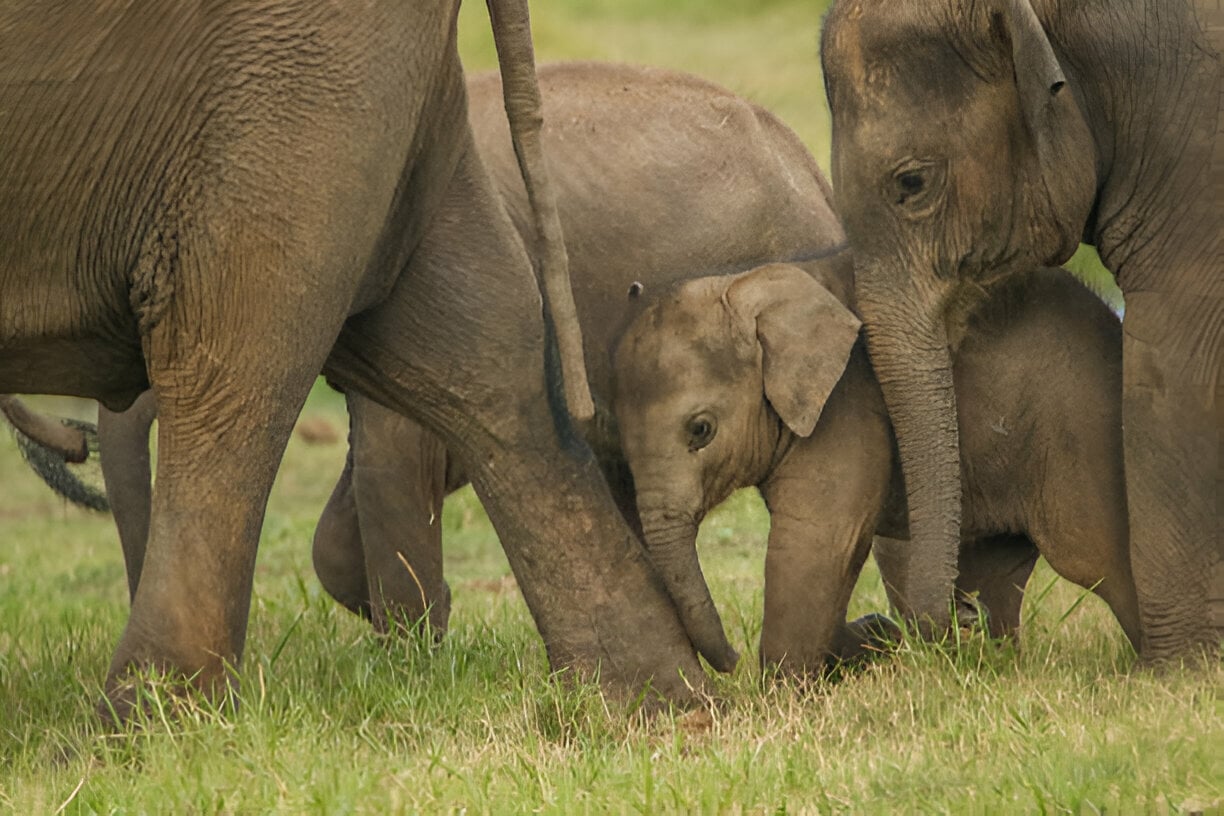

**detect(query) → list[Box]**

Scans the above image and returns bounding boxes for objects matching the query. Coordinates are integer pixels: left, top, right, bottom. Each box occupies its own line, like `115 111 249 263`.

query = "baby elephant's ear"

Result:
725 263 862 437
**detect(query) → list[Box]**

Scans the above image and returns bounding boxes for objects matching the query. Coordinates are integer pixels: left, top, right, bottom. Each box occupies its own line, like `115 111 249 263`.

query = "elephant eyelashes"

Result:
888 158 945 217
685 413 717 452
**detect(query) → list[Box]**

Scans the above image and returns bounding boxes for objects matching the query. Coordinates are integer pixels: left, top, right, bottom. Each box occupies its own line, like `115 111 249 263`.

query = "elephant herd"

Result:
0 0 1219 723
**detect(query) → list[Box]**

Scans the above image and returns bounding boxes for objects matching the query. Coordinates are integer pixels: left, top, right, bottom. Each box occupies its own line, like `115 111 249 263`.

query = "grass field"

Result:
1 1 1216 812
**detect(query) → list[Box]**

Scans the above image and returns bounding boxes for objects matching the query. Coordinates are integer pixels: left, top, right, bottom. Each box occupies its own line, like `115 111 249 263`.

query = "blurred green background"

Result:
459 0 1122 310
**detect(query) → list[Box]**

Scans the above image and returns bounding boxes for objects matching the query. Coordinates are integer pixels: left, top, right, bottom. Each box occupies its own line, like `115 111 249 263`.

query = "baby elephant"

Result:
613 256 1140 675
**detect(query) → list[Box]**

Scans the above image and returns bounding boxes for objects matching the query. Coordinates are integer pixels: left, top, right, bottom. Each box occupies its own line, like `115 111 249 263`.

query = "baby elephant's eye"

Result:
685 413 717 452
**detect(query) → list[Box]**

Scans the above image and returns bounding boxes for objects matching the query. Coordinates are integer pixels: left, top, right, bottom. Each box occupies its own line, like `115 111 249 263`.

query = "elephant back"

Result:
465 61 845 405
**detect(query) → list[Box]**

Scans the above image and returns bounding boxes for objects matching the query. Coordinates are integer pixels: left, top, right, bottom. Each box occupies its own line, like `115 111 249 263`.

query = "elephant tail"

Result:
486 0 595 429
8 418 111 513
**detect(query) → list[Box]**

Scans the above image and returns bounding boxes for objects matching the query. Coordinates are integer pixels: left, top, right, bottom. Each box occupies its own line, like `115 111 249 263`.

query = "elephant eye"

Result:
685 413 717 452
896 171 924 200
888 158 945 217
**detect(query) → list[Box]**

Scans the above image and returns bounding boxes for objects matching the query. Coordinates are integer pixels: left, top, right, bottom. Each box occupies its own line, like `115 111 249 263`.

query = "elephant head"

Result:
612 263 861 672
819 0 1098 626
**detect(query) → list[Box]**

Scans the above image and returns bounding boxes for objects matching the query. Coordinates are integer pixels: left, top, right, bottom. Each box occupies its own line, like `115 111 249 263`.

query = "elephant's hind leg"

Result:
1035 516 1141 653
105 220 358 721
313 442 374 620
955 535 1039 640
348 391 452 638
1121 289 1221 663
98 390 158 603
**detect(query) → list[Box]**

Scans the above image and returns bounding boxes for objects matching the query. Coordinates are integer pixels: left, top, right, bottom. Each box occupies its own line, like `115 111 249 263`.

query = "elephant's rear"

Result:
0 1 466 404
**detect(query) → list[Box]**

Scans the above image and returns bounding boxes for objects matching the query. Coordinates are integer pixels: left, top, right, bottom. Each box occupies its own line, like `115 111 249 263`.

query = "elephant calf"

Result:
613 256 1141 675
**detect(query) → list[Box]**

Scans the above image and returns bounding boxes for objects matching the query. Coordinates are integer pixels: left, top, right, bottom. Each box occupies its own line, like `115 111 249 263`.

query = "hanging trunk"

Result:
639 509 739 673
858 298 962 634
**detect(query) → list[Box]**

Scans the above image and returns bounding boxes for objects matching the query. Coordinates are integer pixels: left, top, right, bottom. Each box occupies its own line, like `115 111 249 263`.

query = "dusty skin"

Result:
0 4 705 720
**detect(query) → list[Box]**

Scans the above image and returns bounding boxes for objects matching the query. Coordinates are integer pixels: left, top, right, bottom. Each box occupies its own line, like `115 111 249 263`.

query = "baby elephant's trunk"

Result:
639 509 739 674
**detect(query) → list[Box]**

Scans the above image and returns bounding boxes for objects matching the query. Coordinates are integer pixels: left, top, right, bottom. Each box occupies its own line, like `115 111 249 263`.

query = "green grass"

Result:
0 2 1212 812
2 399 1220 812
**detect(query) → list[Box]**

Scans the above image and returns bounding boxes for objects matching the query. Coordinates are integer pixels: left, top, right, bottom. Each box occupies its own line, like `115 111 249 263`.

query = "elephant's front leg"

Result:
761 510 881 676
326 139 706 703
759 368 893 676
348 391 452 637
1120 290 1222 663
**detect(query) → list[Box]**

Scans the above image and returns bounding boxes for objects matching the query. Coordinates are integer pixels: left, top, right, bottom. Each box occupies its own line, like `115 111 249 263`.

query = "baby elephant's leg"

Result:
349 392 452 638
313 443 372 619
956 535 1039 639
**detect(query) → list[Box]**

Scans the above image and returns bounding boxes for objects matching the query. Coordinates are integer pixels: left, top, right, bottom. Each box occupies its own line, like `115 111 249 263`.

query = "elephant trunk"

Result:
858 290 961 633
640 508 739 673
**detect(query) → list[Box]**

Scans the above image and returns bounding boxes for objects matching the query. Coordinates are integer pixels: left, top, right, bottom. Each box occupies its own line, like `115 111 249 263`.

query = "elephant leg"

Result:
348 391 451 637
98 389 158 603
326 138 705 703
954 535 1039 640
759 364 893 677
1035 515 1142 653
761 519 879 677
1120 291 1221 663
104 191 368 719
312 441 373 619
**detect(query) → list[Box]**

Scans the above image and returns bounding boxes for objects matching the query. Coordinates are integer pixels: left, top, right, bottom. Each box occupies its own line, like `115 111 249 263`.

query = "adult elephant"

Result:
0 2 704 720
820 0 1221 660
51 62 849 672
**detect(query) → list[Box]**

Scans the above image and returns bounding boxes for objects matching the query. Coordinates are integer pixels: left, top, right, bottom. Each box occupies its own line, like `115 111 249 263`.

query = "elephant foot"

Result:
954 592 990 637
370 580 452 644
826 613 903 672
1134 639 1222 673
759 614 902 688
541 631 710 713
99 659 239 727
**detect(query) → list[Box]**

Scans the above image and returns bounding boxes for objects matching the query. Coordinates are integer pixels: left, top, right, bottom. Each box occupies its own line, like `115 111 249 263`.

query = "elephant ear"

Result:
1002 0 1067 144
724 264 861 438
996 0 1095 262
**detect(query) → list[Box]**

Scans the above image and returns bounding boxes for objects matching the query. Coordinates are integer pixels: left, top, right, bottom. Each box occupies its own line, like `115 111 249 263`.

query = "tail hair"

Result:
10 418 111 513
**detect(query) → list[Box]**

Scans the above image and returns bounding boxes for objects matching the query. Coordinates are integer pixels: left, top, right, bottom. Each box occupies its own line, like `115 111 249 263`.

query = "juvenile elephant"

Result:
612 255 1141 674
820 0 1221 660
0 3 707 718
76 62 851 672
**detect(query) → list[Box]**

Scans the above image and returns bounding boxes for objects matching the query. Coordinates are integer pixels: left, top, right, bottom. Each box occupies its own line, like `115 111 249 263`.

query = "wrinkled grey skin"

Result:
0 5 708 720
821 0 1221 660
87 62 851 672
614 256 1142 674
